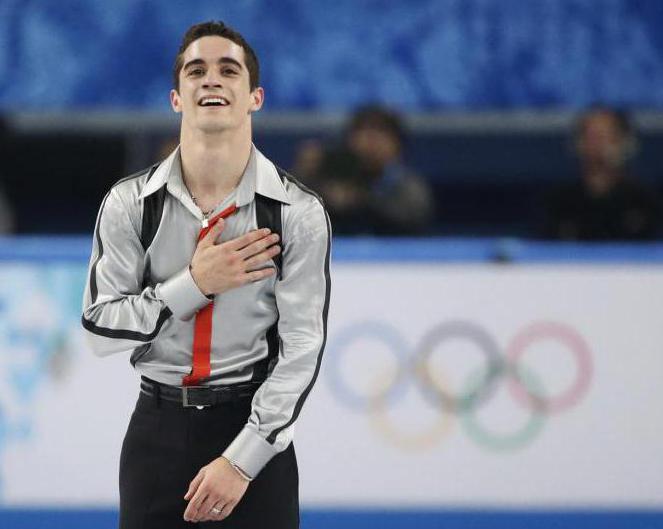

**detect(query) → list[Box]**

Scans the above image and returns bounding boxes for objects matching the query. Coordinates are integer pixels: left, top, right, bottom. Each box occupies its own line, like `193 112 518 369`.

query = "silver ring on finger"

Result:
211 506 223 515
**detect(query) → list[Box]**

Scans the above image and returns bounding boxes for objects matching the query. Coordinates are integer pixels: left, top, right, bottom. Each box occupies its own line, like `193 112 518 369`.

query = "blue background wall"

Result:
2 0 663 111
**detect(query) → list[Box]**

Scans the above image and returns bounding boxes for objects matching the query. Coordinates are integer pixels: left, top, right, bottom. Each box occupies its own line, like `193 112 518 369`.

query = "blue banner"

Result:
1 0 662 111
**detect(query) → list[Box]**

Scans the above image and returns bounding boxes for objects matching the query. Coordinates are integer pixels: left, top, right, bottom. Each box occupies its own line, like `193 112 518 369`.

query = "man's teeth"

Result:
200 97 229 106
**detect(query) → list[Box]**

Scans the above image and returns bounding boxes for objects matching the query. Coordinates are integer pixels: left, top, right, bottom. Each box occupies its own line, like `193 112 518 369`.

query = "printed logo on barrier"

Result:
0 265 83 498
326 320 593 452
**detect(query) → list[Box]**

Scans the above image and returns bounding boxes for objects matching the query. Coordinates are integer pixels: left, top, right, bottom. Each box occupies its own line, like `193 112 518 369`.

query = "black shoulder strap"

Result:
254 167 286 280
140 164 165 251
251 167 289 383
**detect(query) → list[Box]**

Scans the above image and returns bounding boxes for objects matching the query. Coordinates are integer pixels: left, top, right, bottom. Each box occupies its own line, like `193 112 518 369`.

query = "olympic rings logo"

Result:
326 320 593 452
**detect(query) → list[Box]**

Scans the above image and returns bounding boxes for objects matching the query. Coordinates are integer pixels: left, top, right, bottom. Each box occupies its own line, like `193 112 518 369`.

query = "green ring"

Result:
460 364 546 451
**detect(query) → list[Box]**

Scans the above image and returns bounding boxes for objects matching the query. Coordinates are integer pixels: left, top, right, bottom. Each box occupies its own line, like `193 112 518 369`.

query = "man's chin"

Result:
196 120 235 134
181 114 247 135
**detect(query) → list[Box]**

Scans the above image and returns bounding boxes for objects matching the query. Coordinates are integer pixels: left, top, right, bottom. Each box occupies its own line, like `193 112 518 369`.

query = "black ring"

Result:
413 320 504 412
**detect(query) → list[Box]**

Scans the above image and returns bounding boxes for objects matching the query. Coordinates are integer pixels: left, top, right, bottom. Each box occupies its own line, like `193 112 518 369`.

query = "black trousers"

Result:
119 390 300 529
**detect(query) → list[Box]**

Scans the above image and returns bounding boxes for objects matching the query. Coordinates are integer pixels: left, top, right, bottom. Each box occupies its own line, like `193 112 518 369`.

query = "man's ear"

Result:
249 87 264 113
170 89 182 113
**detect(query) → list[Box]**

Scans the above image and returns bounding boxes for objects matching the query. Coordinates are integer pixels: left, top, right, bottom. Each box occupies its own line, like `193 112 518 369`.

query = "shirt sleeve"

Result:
81 186 210 357
222 196 332 478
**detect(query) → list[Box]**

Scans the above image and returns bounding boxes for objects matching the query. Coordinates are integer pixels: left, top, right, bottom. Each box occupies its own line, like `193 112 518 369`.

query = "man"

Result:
0 116 16 233
542 106 660 240
82 21 331 528
294 105 434 235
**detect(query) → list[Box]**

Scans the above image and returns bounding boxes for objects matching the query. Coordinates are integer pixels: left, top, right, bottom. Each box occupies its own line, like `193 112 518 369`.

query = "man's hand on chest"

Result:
190 218 281 296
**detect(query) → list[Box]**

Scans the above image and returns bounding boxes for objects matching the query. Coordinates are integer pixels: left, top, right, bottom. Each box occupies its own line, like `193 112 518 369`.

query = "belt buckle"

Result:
182 386 212 409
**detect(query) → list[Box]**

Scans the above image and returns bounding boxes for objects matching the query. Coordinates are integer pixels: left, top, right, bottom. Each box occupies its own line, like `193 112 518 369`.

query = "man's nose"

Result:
202 71 222 88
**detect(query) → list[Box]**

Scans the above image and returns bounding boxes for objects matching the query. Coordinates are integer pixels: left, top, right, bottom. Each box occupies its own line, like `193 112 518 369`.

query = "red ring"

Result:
506 321 593 414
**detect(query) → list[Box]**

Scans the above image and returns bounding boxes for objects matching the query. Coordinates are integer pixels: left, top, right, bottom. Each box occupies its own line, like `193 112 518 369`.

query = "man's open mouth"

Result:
198 96 230 107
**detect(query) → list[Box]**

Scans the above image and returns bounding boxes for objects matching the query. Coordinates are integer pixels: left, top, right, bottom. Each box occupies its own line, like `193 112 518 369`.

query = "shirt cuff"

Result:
222 425 280 479
157 266 211 320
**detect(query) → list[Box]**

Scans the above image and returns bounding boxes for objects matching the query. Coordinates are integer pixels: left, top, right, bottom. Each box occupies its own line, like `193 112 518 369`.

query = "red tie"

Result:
183 203 238 386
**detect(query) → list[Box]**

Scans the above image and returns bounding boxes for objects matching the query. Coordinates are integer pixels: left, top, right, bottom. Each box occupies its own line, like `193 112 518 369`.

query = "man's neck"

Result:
179 125 253 209
582 163 623 198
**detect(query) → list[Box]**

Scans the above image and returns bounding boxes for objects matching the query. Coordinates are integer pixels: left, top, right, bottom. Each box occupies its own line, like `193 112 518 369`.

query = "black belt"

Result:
140 376 260 408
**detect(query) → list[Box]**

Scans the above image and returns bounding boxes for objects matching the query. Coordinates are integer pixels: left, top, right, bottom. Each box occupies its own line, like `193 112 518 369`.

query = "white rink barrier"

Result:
0 250 662 510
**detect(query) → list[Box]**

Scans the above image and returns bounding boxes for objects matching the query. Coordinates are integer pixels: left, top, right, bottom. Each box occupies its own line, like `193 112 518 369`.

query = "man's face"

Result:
348 126 401 170
170 36 263 134
577 112 627 168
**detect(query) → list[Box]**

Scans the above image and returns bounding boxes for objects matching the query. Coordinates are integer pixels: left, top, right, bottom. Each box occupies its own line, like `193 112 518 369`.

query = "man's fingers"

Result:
211 502 235 521
184 488 208 521
219 501 235 519
204 501 234 522
246 267 276 284
198 218 225 248
224 228 272 252
196 495 221 521
244 245 281 270
237 233 280 260
184 470 204 500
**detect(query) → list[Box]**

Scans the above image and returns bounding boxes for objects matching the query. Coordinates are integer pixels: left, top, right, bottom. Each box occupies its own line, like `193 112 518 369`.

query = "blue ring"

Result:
326 321 410 412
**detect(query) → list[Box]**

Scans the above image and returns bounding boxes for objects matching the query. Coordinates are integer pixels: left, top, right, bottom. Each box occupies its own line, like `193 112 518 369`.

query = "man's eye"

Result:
223 69 238 76
188 68 204 76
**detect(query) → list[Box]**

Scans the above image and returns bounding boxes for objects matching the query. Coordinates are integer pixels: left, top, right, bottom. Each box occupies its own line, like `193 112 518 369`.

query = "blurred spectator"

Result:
541 107 661 240
293 105 434 235
0 190 14 234
291 139 325 184
155 136 179 162
0 116 15 234
314 148 372 234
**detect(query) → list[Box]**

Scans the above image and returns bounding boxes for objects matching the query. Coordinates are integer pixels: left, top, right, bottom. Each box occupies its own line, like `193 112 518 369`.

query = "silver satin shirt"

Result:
81 145 331 478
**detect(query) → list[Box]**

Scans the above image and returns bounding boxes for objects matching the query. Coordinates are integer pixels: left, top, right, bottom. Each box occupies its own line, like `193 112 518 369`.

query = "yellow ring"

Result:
368 366 454 451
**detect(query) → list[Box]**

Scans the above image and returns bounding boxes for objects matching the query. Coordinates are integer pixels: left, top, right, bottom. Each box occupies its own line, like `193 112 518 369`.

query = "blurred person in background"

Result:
541 106 661 240
155 135 180 162
293 105 434 235
290 138 324 184
0 184 15 234
0 116 16 233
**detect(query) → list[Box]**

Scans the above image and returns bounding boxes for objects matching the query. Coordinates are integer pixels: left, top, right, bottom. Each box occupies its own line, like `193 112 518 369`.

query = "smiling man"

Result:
82 21 331 529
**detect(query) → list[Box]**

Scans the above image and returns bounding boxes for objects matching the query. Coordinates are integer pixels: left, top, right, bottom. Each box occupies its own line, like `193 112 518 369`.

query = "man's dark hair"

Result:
172 21 260 91
347 105 406 146
575 106 634 139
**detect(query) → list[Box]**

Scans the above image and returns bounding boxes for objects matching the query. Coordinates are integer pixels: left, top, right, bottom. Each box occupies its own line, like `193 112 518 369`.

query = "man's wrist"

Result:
189 264 214 299
222 425 278 478
222 456 253 482
157 265 211 320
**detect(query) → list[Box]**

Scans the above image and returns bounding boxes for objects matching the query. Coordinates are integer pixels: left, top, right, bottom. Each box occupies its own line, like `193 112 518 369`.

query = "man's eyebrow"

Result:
183 57 243 70
183 58 205 70
218 57 243 69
